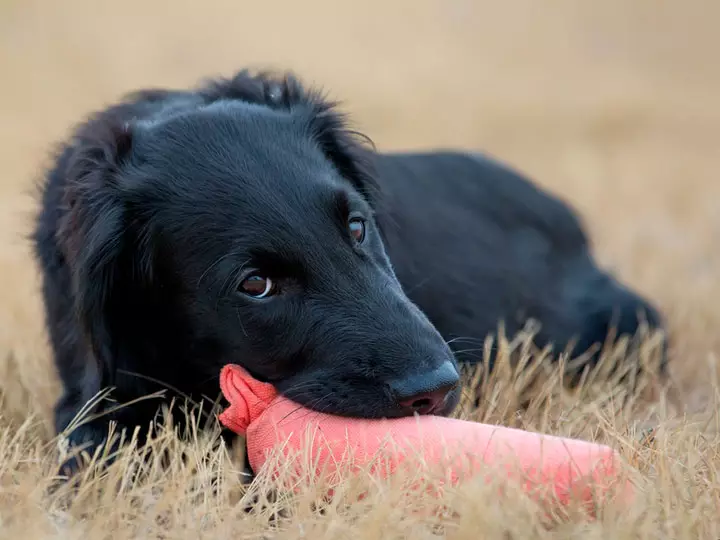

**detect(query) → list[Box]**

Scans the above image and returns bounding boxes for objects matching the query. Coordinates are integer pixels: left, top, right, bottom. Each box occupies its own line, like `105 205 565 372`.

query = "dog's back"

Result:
372 150 666 368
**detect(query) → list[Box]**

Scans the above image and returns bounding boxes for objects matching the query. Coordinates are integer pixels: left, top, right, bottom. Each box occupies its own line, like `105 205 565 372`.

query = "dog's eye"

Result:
348 217 366 244
239 275 276 299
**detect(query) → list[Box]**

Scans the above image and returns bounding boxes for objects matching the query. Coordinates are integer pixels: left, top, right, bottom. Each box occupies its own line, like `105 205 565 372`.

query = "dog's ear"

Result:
57 116 140 389
305 99 380 207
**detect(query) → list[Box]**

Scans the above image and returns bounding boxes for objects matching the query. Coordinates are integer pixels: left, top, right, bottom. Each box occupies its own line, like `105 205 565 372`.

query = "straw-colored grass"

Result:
2 329 717 538
1 0 719 537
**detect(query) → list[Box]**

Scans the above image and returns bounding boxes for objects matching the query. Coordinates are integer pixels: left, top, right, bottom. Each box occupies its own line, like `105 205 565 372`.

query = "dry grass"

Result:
1 0 719 537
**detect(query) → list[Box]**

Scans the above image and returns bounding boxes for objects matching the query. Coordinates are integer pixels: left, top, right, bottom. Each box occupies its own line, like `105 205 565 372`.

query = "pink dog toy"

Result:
218 364 632 508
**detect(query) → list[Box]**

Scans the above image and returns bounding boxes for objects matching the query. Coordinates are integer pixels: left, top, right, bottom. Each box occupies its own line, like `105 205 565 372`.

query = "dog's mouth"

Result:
222 362 278 385
269 375 462 420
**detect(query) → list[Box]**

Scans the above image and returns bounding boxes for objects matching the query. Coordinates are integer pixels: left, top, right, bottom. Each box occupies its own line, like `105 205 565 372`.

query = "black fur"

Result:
31 70 665 473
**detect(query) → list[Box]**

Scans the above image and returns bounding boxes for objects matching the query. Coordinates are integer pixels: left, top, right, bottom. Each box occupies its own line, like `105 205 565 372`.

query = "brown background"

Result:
1 0 719 427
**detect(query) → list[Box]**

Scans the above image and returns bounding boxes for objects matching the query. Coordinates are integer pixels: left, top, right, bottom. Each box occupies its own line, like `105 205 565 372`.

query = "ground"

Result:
1 0 719 538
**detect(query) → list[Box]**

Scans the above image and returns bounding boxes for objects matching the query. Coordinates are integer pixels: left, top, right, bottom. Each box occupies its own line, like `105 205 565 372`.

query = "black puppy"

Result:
32 70 664 472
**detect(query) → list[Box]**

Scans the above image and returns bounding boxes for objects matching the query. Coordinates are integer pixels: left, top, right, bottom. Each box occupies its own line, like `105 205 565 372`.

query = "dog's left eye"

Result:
348 217 366 244
239 275 276 299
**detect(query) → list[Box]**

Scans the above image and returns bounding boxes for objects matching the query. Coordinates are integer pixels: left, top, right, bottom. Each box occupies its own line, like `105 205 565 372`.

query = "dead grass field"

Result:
1 0 720 537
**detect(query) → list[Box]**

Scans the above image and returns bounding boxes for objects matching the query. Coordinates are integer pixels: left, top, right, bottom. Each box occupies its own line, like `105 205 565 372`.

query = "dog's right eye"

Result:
238 275 276 299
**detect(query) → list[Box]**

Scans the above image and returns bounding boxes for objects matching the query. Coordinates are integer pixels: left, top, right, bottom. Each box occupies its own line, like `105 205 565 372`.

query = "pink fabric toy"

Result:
218 364 632 508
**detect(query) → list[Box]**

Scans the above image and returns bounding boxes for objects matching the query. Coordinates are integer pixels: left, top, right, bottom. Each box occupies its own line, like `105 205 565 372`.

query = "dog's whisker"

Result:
445 336 487 346
221 259 250 298
451 347 486 356
277 393 337 427
278 381 325 395
403 276 432 295
261 382 326 414
196 252 236 290
215 260 251 312
235 308 249 338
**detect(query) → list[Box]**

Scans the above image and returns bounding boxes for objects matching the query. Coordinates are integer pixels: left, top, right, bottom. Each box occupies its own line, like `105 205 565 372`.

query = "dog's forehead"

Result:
134 101 347 198
134 100 326 174
131 101 358 245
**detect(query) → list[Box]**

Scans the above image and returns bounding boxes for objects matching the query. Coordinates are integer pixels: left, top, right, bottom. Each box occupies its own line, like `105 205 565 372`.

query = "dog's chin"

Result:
278 381 463 420
279 390 396 419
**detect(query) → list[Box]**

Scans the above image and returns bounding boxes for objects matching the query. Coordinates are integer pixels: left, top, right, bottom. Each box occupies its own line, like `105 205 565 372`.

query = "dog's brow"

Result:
333 189 351 217
332 188 369 217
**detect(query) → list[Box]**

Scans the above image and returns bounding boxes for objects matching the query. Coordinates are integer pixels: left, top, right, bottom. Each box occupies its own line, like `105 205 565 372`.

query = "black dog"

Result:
32 70 665 472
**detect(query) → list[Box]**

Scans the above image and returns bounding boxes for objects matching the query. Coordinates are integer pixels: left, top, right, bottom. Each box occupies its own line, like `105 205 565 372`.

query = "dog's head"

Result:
57 71 460 419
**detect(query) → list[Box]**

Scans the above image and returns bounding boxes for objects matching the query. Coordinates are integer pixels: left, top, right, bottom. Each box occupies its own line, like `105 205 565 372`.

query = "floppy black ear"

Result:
305 100 380 206
57 116 138 390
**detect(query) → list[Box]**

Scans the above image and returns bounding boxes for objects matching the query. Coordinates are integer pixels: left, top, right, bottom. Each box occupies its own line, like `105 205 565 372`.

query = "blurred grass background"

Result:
0 0 718 432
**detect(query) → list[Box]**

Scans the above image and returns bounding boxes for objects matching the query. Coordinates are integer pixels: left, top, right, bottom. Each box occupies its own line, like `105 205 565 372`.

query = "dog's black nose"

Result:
398 386 456 415
392 361 460 415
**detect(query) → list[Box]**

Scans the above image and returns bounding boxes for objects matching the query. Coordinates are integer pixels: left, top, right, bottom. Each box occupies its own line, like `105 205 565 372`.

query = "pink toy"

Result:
218 364 632 509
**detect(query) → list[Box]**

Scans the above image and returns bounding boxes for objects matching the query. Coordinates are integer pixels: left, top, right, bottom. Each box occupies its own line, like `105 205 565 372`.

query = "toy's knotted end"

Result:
218 364 279 435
